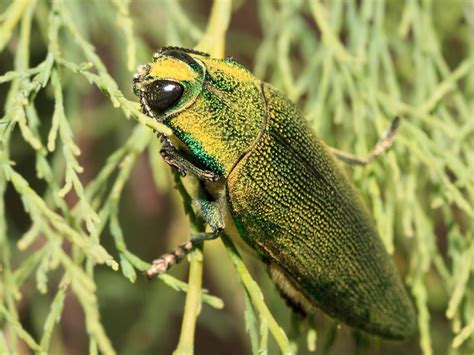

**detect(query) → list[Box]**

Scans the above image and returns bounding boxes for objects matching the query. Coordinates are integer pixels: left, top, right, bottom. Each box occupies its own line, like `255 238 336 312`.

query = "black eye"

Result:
144 80 184 112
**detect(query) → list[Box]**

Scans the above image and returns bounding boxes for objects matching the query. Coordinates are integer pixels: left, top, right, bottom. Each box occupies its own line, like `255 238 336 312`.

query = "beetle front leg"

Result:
160 136 220 182
331 116 400 166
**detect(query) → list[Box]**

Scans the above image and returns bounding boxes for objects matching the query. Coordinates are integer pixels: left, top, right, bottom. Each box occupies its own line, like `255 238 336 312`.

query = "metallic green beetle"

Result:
132 47 416 340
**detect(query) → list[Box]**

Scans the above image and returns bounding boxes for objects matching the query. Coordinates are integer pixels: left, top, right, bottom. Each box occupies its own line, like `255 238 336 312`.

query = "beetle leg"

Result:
145 197 225 279
331 116 400 166
144 231 221 279
192 197 226 232
160 136 220 182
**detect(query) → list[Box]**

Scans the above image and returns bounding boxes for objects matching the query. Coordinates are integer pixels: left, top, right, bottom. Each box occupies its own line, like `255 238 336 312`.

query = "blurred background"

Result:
0 0 473 354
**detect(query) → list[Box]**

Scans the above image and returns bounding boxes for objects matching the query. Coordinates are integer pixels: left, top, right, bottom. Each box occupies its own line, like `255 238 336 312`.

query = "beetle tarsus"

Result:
331 116 401 166
145 232 221 279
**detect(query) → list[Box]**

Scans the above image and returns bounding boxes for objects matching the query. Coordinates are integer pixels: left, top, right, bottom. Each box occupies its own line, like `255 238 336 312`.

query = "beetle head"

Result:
133 47 266 177
133 48 207 121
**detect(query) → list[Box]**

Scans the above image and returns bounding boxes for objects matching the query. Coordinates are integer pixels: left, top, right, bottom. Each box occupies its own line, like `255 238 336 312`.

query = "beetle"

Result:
132 46 416 340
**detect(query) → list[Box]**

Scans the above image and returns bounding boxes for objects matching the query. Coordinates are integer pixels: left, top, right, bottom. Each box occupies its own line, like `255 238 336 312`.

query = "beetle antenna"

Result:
158 46 210 57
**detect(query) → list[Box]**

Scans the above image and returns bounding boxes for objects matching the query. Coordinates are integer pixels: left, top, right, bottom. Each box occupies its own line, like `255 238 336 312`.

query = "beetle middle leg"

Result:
145 194 225 279
330 116 400 166
145 231 221 279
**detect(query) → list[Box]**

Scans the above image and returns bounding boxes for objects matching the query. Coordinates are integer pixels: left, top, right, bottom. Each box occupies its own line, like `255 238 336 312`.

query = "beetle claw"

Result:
204 171 219 182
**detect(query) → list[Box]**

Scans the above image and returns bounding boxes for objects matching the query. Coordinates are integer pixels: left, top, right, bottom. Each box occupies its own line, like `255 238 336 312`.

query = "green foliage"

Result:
0 0 472 354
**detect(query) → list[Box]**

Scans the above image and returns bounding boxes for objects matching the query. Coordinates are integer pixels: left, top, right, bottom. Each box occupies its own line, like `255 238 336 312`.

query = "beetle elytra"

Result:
132 47 416 340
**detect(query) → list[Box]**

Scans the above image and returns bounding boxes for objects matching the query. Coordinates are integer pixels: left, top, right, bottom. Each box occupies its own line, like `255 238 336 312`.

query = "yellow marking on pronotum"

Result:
149 57 198 82
202 57 256 82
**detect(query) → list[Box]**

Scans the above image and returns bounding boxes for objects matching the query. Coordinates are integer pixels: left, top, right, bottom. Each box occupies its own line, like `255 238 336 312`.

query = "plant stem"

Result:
174 245 204 355
195 0 232 58
221 234 293 354
174 0 233 353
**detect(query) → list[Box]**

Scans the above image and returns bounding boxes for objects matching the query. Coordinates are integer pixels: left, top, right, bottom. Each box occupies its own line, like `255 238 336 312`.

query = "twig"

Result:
174 0 233 352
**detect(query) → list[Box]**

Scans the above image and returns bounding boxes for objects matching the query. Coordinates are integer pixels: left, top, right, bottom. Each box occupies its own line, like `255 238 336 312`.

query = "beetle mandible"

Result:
132 47 416 340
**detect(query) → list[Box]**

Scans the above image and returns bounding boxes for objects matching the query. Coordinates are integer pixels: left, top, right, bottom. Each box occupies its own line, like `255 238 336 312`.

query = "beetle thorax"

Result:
165 58 267 177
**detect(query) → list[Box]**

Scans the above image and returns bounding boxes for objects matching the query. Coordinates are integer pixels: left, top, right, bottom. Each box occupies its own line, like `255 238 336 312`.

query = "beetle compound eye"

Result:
144 80 184 112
